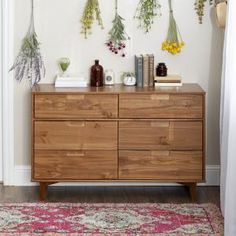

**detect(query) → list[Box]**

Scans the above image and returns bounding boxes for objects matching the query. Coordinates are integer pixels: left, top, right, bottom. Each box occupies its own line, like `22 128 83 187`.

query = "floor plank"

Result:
0 185 220 206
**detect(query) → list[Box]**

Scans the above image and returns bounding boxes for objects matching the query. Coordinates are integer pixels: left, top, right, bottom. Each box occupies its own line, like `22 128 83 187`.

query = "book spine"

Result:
143 55 149 87
135 56 143 87
148 54 154 87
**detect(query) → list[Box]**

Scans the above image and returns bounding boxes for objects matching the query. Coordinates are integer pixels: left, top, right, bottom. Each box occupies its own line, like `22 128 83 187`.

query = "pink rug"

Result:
0 203 223 235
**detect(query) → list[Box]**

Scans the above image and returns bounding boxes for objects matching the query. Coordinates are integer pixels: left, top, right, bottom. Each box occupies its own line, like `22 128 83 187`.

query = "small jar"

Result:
156 63 168 77
90 60 104 87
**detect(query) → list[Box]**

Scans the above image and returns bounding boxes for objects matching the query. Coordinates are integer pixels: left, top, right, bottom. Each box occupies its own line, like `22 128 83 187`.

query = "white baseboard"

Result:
12 165 220 187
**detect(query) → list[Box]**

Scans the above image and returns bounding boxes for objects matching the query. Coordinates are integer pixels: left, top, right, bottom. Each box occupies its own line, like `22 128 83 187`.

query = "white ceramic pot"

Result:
123 76 136 86
215 2 227 28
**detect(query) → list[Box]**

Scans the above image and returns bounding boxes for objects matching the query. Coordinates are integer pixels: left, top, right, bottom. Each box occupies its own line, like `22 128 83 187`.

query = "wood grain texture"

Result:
34 150 117 180
119 121 202 150
34 94 118 119
34 121 118 150
119 94 203 119
119 151 202 180
32 84 205 95
31 83 206 201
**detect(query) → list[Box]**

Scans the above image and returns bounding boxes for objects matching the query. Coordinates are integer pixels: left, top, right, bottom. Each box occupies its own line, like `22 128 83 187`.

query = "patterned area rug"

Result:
0 203 223 235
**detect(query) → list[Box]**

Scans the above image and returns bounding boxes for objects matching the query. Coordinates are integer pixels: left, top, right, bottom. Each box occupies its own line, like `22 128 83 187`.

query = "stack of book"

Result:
135 54 155 87
55 76 88 88
154 75 182 87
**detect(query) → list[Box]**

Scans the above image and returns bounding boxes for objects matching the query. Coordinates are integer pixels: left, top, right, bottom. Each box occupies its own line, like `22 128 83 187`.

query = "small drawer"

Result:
34 121 117 150
34 150 117 180
119 94 203 119
34 94 118 119
119 150 203 180
119 121 202 150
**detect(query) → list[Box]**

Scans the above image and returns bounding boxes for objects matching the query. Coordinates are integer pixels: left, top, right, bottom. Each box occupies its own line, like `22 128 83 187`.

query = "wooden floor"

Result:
0 185 220 206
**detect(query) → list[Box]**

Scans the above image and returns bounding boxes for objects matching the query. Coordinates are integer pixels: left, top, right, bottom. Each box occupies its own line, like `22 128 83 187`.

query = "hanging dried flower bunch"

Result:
10 0 45 86
106 0 130 57
162 0 185 55
134 0 161 33
194 0 214 24
81 0 104 39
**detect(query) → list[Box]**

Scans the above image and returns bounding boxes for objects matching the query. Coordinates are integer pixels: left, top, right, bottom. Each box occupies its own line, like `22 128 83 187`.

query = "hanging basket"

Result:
215 1 227 28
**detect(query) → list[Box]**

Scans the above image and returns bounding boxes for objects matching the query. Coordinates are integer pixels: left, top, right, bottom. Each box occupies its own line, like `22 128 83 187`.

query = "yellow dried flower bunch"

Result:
162 41 185 55
162 0 185 55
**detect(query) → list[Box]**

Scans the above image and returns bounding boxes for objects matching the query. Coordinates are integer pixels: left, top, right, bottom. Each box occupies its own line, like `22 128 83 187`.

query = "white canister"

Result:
104 70 115 85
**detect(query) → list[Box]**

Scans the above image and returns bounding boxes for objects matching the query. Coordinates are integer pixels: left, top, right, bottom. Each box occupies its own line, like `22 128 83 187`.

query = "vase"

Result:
90 60 104 87
59 58 70 77
156 63 168 77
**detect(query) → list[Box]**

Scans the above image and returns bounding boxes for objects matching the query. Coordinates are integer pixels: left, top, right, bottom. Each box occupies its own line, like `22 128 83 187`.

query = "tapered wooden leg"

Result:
39 182 48 201
178 182 197 202
188 183 197 202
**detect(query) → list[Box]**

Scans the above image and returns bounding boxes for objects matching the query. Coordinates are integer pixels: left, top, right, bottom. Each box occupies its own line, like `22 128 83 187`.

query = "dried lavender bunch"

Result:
134 0 161 33
194 0 214 24
10 0 45 86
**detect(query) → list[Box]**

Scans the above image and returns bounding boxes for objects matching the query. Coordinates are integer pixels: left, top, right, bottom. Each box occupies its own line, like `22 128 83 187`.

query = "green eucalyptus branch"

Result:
134 0 161 33
10 0 45 86
81 0 104 39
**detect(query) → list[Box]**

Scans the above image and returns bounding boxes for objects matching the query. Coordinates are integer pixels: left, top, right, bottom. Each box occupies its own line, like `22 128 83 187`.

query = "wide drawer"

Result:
34 94 118 119
34 150 117 180
34 121 117 150
119 121 202 150
119 94 203 119
119 150 203 180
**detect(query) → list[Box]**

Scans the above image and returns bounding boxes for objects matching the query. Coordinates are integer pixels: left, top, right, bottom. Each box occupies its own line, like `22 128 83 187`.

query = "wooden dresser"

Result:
32 84 205 200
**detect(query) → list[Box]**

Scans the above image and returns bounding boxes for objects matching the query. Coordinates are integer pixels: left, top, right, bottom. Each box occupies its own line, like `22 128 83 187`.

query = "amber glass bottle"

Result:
90 60 104 87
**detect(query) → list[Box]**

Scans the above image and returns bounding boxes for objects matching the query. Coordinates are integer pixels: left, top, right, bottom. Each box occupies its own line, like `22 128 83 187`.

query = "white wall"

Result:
0 0 3 181
14 0 224 166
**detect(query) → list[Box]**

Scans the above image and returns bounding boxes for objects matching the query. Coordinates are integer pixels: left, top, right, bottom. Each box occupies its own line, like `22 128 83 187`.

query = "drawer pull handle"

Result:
151 122 170 128
66 152 85 157
67 122 85 127
151 151 170 156
66 95 85 100
151 95 170 100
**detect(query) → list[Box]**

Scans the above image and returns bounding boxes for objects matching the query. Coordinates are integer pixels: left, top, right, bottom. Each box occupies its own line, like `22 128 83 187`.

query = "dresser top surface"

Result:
32 83 205 94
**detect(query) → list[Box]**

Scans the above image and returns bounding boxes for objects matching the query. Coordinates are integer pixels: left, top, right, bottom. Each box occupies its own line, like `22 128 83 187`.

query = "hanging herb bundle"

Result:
162 0 185 55
10 0 45 86
81 0 104 39
194 0 214 24
106 0 130 57
134 0 161 33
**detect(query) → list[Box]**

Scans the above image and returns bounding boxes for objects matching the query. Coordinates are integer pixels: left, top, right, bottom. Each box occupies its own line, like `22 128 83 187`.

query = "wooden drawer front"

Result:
34 94 118 119
119 94 203 119
34 150 117 180
35 121 117 150
119 121 202 150
119 151 203 180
